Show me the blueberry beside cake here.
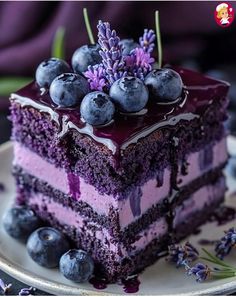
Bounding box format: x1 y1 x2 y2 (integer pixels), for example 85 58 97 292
9 19 229 282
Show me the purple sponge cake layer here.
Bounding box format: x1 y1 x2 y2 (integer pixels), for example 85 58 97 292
9 67 229 282
10 68 229 198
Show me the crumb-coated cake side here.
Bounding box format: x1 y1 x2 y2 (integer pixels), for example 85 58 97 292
8 16 230 282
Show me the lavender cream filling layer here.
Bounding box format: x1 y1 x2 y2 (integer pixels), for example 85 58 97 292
28 192 168 259
13 138 227 228
28 178 224 258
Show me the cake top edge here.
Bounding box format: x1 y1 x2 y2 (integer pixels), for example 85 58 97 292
9 15 230 155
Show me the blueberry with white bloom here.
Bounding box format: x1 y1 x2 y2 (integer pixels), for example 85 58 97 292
109 76 149 112
60 249 94 283
3 206 41 242
27 227 70 268
144 68 183 103
35 58 71 88
80 91 115 126
72 44 102 74
49 73 89 107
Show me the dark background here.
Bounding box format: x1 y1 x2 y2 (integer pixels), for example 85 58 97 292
0 1 236 295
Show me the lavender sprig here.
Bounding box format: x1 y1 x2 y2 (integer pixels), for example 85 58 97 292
139 29 155 53
84 64 107 91
166 242 199 267
18 287 36 296
215 228 236 259
0 279 12 295
187 248 236 282
167 242 236 283
97 20 127 86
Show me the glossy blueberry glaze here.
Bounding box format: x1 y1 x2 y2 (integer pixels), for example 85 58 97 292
11 67 229 155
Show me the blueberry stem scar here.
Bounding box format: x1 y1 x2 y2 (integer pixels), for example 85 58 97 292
51 27 66 60
83 8 95 45
155 11 162 69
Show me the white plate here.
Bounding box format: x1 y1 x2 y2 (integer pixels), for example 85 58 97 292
1 139 236 295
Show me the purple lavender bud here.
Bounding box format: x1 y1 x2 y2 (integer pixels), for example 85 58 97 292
97 20 126 86
84 64 107 91
139 29 156 53
187 263 211 282
18 287 36 296
167 242 199 267
124 48 154 80
167 244 186 267
215 228 236 259
0 278 12 294
184 242 199 262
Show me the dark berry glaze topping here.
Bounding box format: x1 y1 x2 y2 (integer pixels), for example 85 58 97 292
11 67 229 155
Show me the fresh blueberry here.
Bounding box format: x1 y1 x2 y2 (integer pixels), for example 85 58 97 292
2 206 41 242
80 91 115 126
144 68 183 103
35 58 71 88
59 249 94 283
119 39 139 55
72 44 102 74
49 73 89 107
27 227 70 268
109 76 149 112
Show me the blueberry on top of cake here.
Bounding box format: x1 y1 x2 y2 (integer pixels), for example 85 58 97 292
9 15 230 282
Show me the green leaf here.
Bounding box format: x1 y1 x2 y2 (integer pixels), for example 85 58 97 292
0 77 33 96
51 26 66 59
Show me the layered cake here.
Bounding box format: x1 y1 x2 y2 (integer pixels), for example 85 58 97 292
9 20 229 282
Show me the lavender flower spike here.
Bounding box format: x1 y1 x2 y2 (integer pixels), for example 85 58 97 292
187 263 211 282
84 64 107 91
0 278 12 294
139 29 156 53
97 20 126 85
215 227 236 259
167 242 199 267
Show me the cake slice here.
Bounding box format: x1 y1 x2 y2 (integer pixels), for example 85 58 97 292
10 65 229 282
8 18 230 282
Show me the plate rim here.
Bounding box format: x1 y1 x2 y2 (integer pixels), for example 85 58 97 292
1 137 236 295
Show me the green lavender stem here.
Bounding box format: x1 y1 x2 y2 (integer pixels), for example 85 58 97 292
51 26 65 59
83 8 95 44
155 10 162 69
202 248 235 269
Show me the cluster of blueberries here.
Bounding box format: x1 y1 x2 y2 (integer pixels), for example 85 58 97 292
36 41 183 126
3 206 94 283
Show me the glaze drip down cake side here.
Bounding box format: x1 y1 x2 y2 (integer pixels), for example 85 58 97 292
9 19 229 282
